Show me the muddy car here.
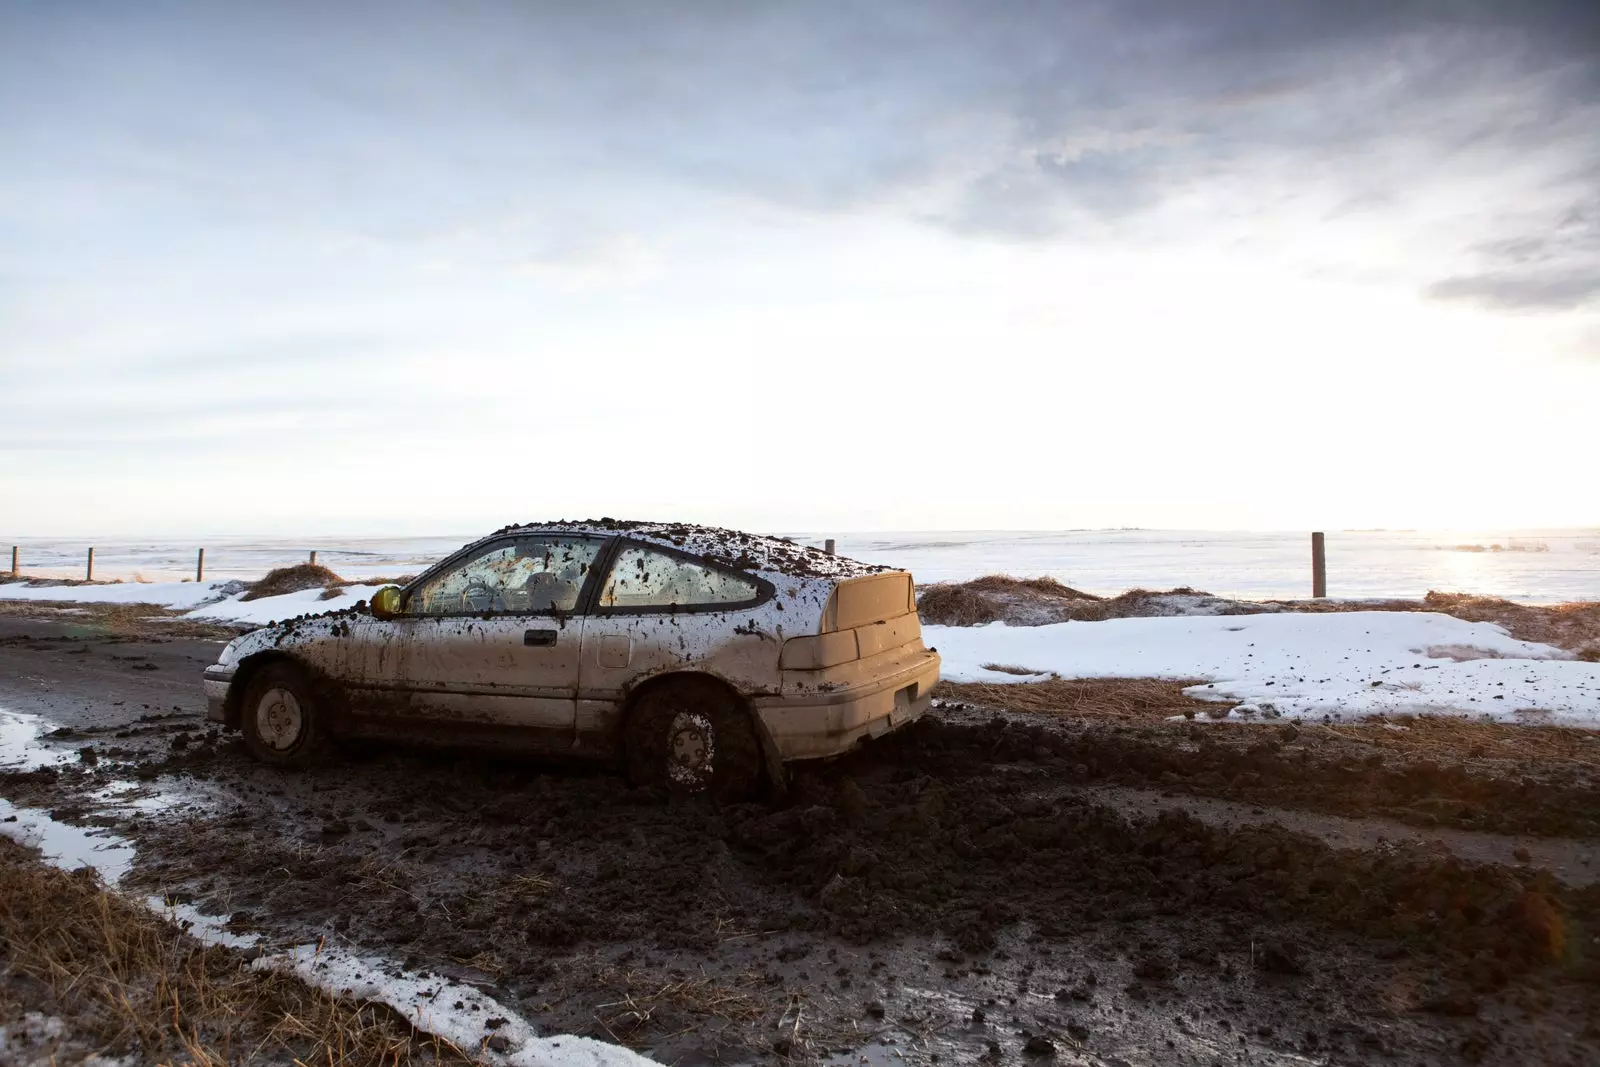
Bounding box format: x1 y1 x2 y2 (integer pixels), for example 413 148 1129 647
201 522 939 797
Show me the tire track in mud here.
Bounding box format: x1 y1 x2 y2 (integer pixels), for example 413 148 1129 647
938 704 1600 840
10 698 1600 1064
126 716 1600 991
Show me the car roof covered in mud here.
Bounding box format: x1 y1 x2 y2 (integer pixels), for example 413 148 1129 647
486 520 893 581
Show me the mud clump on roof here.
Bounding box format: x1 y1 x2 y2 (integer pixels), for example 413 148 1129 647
240 564 346 602
490 519 890 580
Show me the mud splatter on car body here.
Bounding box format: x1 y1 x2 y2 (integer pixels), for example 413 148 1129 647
202 522 940 777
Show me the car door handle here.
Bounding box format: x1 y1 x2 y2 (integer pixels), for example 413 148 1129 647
524 628 558 647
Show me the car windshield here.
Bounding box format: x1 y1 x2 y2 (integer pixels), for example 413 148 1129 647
410 536 601 615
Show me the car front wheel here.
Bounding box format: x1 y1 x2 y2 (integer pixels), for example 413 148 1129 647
239 661 331 768
624 678 762 801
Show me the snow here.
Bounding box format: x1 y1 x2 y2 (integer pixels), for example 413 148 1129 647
0 579 239 609
928 611 1600 727
183 585 387 625
271 946 660 1067
0 579 394 627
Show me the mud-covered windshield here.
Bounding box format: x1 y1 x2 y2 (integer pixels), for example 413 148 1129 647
409 537 601 615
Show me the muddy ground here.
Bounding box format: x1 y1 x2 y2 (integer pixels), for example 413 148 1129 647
1 615 1597 1066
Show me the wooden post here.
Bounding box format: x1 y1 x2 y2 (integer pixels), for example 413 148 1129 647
196 548 205 583
86 547 95 581
1311 532 1326 599
9 546 16 576
824 538 836 556
309 550 318 566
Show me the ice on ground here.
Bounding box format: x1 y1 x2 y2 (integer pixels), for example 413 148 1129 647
0 579 242 609
929 611 1600 727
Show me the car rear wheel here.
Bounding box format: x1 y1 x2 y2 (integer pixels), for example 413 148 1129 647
240 661 331 768
624 678 762 801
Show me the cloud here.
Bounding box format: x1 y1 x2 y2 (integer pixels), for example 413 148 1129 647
1425 191 1600 310
1426 270 1600 310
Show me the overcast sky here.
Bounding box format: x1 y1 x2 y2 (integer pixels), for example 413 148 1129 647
2 0 1597 536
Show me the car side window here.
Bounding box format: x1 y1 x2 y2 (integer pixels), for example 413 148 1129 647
599 545 759 611
409 537 602 616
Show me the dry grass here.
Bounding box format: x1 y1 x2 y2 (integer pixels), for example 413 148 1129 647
240 564 347 601
918 574 1102 627
963 574 1101 598
317 575 417 601
979 662 1047 676
1319 714 1600 772
0 599 239 639
587 965 769 1047
918 574 1247 627
935 677 1210 723
0 837 472 1065
1266 591 1600 656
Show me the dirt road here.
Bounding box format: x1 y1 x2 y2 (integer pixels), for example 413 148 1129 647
2 616 1597 1066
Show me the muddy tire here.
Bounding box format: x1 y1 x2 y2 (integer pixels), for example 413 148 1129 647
624 677 762 801
239 661 331 768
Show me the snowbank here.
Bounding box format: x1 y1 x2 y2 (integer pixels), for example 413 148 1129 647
929 611 1600 727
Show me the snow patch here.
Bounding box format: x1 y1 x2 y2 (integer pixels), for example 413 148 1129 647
929 611 1600 727
0 579 243 610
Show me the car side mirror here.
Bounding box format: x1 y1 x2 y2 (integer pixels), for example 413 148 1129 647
370 585 404 620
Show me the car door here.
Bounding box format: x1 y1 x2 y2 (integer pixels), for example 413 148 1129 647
386 533 608 745
575 540 773 753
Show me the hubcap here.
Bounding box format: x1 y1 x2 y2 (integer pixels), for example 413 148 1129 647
255 687 304 751
667 711 714 787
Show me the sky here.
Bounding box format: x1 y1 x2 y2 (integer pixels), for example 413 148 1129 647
2 0 1597 536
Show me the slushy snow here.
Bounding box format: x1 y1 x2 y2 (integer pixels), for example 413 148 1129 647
930 611 1600 727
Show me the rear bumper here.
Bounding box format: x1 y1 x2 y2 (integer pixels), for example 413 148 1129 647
202 666 234 724
754 651 940 760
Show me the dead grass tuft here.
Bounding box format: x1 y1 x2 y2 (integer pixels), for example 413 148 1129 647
918 575 1252 627
318 575 417 600
979 662 1048 676
963 574 1102 598
936 677 1210 723
240 564 346 601
917 574 1102 626
0 836 470 1065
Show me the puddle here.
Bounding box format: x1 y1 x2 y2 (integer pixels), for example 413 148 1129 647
0 796 137 881
0 708 76 770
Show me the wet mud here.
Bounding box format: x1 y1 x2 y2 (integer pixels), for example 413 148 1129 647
2 619 1598 1066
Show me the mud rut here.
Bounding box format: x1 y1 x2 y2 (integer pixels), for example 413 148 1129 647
0 700 1582 1067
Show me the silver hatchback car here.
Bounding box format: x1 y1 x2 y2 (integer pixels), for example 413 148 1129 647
202 522 939 797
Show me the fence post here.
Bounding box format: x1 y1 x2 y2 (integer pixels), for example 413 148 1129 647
86 547 95 582
309 550 318 566
824 539 836 556
1311 532 1326 599
10 546 16 576
196 548 205 583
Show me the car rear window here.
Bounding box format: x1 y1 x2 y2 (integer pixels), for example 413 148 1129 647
599 545 759 610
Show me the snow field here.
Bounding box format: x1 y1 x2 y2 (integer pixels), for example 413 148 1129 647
929 611 1600 727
